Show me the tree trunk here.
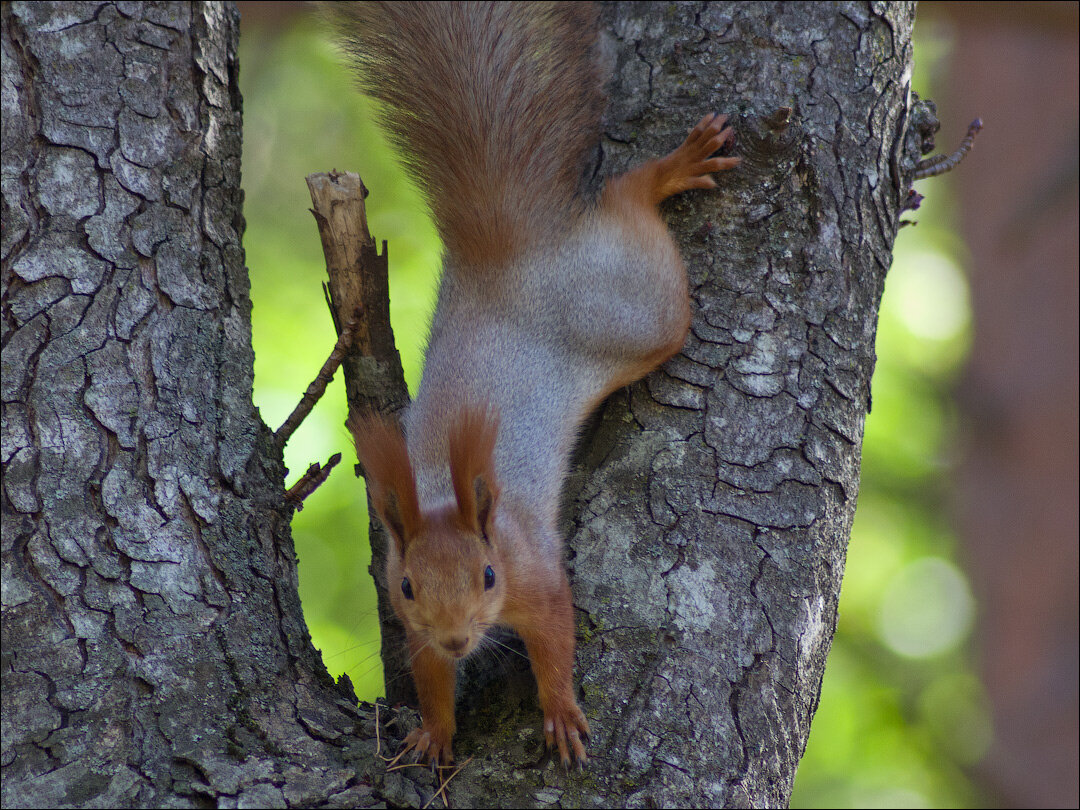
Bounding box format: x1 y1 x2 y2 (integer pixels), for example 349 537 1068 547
1 2 918 808
1 2 364 806
438 3 918 806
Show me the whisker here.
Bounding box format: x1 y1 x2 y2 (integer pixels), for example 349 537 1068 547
483 634 531 663
476 636 509 670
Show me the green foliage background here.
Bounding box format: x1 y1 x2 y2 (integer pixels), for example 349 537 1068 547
241 19 441 702
239 14 988 807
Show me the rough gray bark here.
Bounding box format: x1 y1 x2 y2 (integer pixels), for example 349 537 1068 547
1 3 364 807
575 2 910 804
1 1 919 808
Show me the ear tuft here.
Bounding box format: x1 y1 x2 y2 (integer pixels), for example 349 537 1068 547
347 411 421 552
448 405 500 539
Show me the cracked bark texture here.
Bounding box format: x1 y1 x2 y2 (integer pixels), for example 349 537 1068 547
1 1 918 808
1 3 368 807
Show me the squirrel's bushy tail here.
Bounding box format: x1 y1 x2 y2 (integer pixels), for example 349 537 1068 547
326 1 606 268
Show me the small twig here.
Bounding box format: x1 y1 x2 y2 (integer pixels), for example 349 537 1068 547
387 760 432 772
274 308 362 447
374 701 384 760
914 118 983 180
284 453 341 510
423 756 474 810
913 152 952 171
386 745 413 769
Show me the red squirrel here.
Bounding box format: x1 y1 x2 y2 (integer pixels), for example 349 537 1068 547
331 2 740 767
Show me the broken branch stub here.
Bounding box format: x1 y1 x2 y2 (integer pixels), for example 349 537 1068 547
306 170 409 416
305 170 413 703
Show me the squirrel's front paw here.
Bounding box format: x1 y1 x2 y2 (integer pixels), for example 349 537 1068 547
401 724 454 768
544 700 590 768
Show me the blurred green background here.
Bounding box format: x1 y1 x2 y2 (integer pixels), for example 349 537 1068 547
239 12 988 808
240 17 441 702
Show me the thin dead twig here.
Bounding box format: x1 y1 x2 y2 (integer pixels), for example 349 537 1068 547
275 308 362 447
423 756 474 810
374 700 384 760
914 118 983 180
284 453 341 509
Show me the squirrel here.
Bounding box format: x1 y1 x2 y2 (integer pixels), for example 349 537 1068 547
330 1 740 767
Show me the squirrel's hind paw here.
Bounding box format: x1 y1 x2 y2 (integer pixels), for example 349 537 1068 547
653 112 741 201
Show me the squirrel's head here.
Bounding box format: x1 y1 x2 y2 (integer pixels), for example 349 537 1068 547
349 407 504 661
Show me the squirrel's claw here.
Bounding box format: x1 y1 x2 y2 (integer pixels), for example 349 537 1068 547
401 726 454 769
648 111 741 203
685 112 739 170
544 705 590 768
687 112 736 156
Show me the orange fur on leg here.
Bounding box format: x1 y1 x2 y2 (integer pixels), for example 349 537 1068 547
403 632 458 766
604 112 740 214
507 577 589 765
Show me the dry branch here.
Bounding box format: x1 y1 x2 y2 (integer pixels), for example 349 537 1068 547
305 169 414 704
274 311 362 447
284 453 342 509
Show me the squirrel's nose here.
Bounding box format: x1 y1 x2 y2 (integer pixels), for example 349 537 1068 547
442 635 469 655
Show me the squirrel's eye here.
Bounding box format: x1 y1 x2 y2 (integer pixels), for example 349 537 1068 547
484 565 495 590
401 577 414 600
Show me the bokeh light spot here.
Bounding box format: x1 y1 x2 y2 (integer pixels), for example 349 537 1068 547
888 251 971 342
878 557 975 658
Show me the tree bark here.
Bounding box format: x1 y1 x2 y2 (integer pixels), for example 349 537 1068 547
1 3 366 807
1 1 918 808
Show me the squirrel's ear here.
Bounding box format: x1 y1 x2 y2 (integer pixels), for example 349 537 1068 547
347 411 421 554
448 405 500 540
